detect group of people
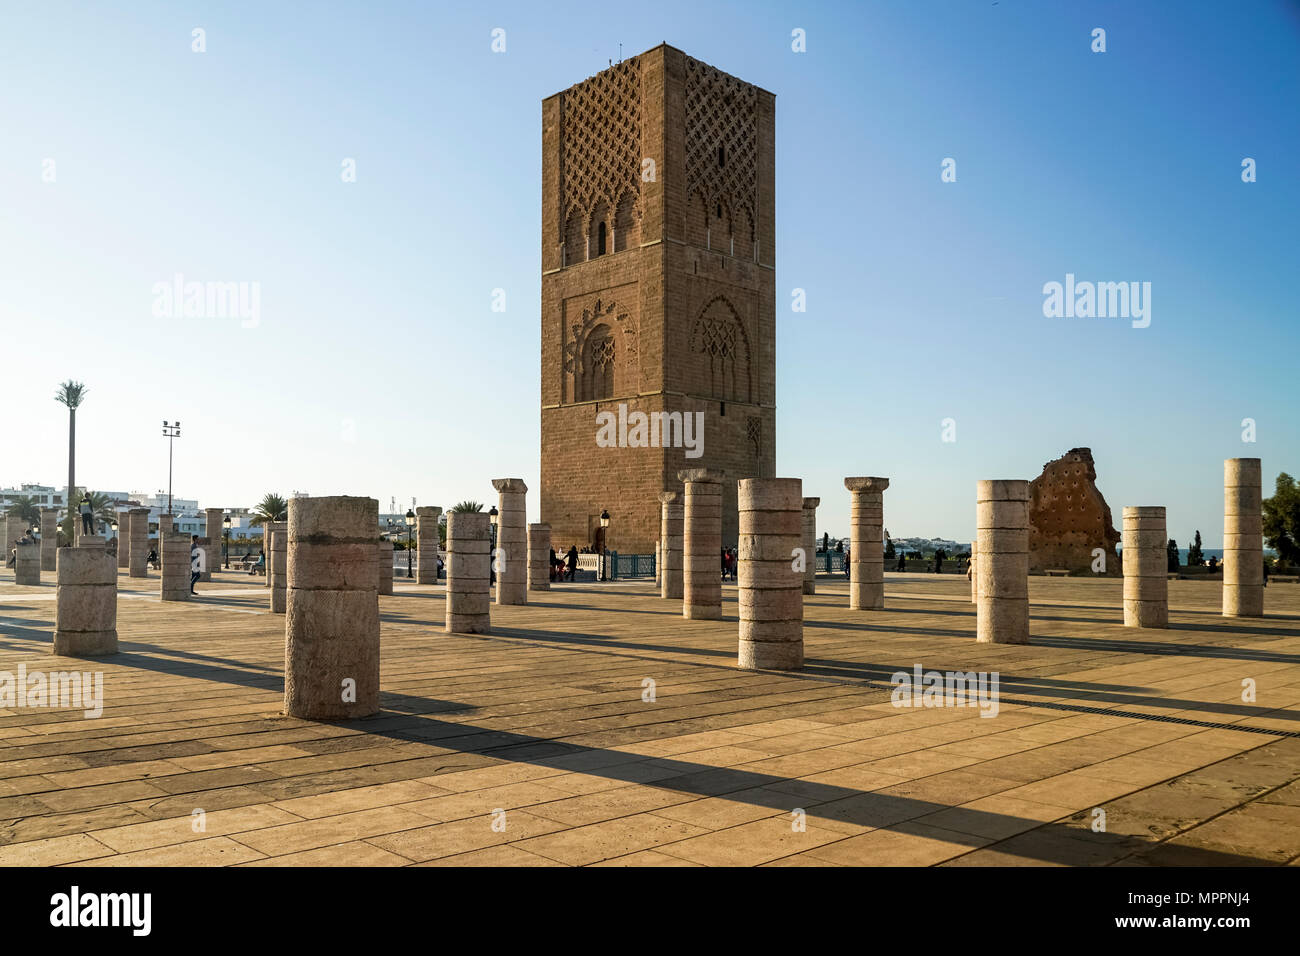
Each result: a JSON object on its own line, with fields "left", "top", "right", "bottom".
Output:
{"left": 721, "top": 547, "right": 737, "bottom": 581}
{"left": 549, "top": 546, "right": 580, "bottom": 581}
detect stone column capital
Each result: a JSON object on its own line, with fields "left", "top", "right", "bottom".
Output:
{"left": 491, "top": 478, "right": 528, "bottom": 494}
{"left": 802, "top": 497, "right": 821, "bottom": 509}
{"left": 844, "top": 477, "right": 890, "bottom": 493}
{"left": 658, "top": 491, "right": 682, "bottom": 505}
{"left": 677, "top": 468, "right": 724, "bottom": 485}
{"left": 415, "top": 506, "right": 442, "bottom": 518}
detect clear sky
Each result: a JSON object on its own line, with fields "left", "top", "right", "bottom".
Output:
{"left": 2, "top": 0, "right": 1296, "bottom": 546}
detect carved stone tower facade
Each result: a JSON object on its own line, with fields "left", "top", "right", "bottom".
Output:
{"left": 541, "top": 45, "right": 776, "bottom": 554}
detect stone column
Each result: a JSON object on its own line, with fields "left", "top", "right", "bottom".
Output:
{"left": 1122, "top": 506, "right": 1168, "bottom": 628}
{"left": 680, "top": 469, "right": 724, "bottom": 619}
{"left": 976, "top": 479, "right": 1030, "bottom": 644}
{"left": 54, "top": 544, "right": 117, "bottom": 656}
{"left": 844, "top": 477, "right": 889, "bottom": 610}
{"left": 284, "top": 496, "right": 380, "bottom": 720}
{"left": 528, "top": 522, "right": 551, "bottom": 592}
{"left": 659, "top": 492, "right": 683, "bottom": 600}
{"left": 377, "top": 540, "right": 394, "bottom": 595}
{"left": 270, "top": 529, "right": 288, "bottom": 613}
{"left": 492, "top": 479, "right": 528, "bottom": 606}
{"left": 115, "top": 510, "right": 130, "bottom": 569}
{"left": 654, "top": 540, "right": 661, "bottom": 589}
{"left": 41, "top": 508, "right": 58, "bottom": 571}
{"left": 4, "top": 514, "right": 26, "bottom": 570}
{"left": 203, "top": 507, "right": 224, "bottom": 580}
{"left": 265, "top": 521, "right": 286, "bottom": 595}
{"left": 801, "top": 497, "right": 820, "bottom": 595}
{"left": 416, "top": 506, "right": 442, "bottom": 584}
{"left": 160, "top": 531, "right": 190, "bottom": 601}
{"left": 1224, "top": 458, "right": 1264, "bottom": 618}
{"left": 738, "top": 478, "right": 804, "bottom": 670}
{"left": 15, "top": 543, "right": 41, "bottom": 585}
{"left": 446, "top": 511, "right": 490, "bottom": 634}
{"left": 128, "top": 508, "right": 149, "bottom": 577}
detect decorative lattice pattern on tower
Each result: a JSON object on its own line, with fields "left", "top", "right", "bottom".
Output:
{"left": 685, "top": 56, "right": 758, "bottom": 239}
{"left": 560, "top": 58, "right": 642, "bottom": 237}
{"left": 690, "top": 296, "right": 752, "bottom": 402}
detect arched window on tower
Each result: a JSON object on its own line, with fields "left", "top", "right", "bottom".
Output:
{"left": 578, "top": 323, "right": 615, "bottom": 401}
{"left": 596, "top": 221, "right": 607, "bottom": 257}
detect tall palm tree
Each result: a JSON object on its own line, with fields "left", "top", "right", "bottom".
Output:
{"left": 449, "top": 500, "right": 484, "bottom": 513}
{"left": 55, "top": 381, "right": 87, "bottom": 537}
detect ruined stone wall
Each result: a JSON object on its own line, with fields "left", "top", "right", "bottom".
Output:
{"left": 1028, "top": 447, "right": 1120, "bottom": 574}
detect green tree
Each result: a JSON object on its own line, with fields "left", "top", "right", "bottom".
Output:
{"left": 1263, "top": 472, "right": 1300, "bottom": 567}
{"left": 80, "top": 491, "right": 119, "bottom": 532}
{"left": 3, "top": 495, "right": 40, "bottom": 529}
{"left": 55, "top": 380, "right": 88, "bottom": 538}
{"left": 249, "top": 494, "right": 289, "bottom": 529}
{"left": 449, "top": 501, "right": 484, "bottom": 513}
{"left": 1188, "top": 530, "right": 1203, "bottom": 567}
{"left": 1167, "top": 538, "right": 1180, "bottom": 573}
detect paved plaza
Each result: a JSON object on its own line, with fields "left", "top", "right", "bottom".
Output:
{"left": 1, "top": 570, "right": 1298, "bottom": 867}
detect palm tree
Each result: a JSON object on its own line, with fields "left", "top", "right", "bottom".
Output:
{"left": 449, "top": 501, "right": 484, "bottom": 513}
{"left": 81, "top": 491, "right": 120, "bottom": 531}
{"left": 3, "top": 495, "right": 40, "bottom": 529}
{"left": 249, "top": 493, "right": 289, "bottom": 528}
{"left": 55, "top": 381, "right": 87, "bottom": 537}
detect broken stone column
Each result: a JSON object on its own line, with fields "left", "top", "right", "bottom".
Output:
{"left": 1224, "top": 458, "right": 1264, "bottom": 618}
{"left": 270, "top": 528, "right": 288, "bottom": 613}
{"left": 492, "top": 479, "right": 528, "bottom": 605}
{"left": 377, "top": 540, "right": 394, "bottom": 595}
{"left": 844, "top": 477, "right": 889, "bottom": 610}
{"left": 14, "top": 542, "right": 40, "bottom": 585}
{"left": 1122, "top": 506, "right": 1168, "bottom": 627}
{"left": 53, "top": 544, "right": 117, "bottom": 656}
{"left": 446, "top": 511, "right": 491, "bottom": 634}
{"left": 416, "top": 506, "right": 442, "bottom": 584}
{"left": 160, "top": 531, "right": 190, "bottom": 601}
{"left": 680, "top": 469, "right": 724, "bottom": 619}
{"left": 128, "top": 508, "right": 149, "bottom": 577}
{"left": 284, "top": 496, "right": 380, "bottom": 720}
{"left": 41, "top": 508, "right": 58, "bottom": 571}
{"left": 659, "top": 492, "right": 683, "bottom": 600}
{"left": 203, "top": 507, "right": 224, "bottom": 580}
{"left": 528, "top": 522, "right": 551, "bottom": 592}
{"left": 976, "top": 479, "right": 1030, "bottom": 644}
{"left": 115, "top": 510, "right": 130, "bottom": 569}
{"left": 801, "top": 497, "right": 820, "bottom": 595}
{"left": 738, "top": 478, "right": 804, "bottom": 670}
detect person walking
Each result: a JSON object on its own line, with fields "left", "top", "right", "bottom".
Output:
{"left": 721, "top": 547, "right": 728, "bottom": 581}
{"left": 566, "top": 545, "right": 578, "bottom": 582}
{"left": 189, "top": 534, "right": 203, "bottom": 594}
{"left": 844, "top": 544, "right": 851, "bottom": 580}
{"left": 79, "top": 496, "right": 95, "bottom": 536}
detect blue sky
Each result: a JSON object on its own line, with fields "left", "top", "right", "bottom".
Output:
{"left": 1, "top": 0, "right": 1296, "bottom": 545}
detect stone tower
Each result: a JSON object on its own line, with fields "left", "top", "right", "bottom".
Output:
{"left": 541, "top": 44, "right": 776, "bottom": 554}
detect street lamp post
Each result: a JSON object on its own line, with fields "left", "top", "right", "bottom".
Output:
{"left": 600, "top": 508, "right": 611, "bottom": 581}
{"left": 161, "top": 421, "right": 181, "bottom": 515}
{"left": 488, "top": 506, "right": 499, "bottom": 585}
{"left": 404, "top": 509, "right": 415, "bottom": 578}
{"left": 222, "top": 515, "right": 231, "bottom": 569}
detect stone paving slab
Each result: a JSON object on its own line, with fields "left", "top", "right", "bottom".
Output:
{"left": 0, "top": 569, "right": 1298, "bottom": 865}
